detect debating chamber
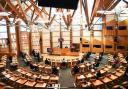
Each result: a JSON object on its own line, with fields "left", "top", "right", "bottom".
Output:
{"left": 0, "top": 0, "right": 128, "bottom": 89}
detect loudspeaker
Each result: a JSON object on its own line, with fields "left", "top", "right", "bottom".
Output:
{"left": 38, "top": 0, "right": 79, "bottom": 10}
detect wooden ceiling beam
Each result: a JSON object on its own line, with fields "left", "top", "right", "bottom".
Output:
{"left": 90, "top": 0, "right": 100, "bottom": 25}
{"left": 42, "top": 7, "right": 49, "bottom": 15}
{"left": 108, "top": 0, "right": 121, "bottom": 10}
{"left": 69, "top": 10, "right": 76, "bottom": 26}
{"left": 16, "top": 0, "right": 28, "bottom": 22}
{"left": 62, "top": 15, "right": 68, "bottom": 26}
{"left": 31, "top": 9, "right": 35, "bottom": 22}
{"left": 5, "top": 0, "right": 27, "bottom": 23}
{"left": 0, "top": 3, "right": 5, "bottom": 11}
{"left": 49, "top": 8, "right": 60, "bottom": 26}
{"left": 82, "top": 0, "right": 90, "bottom": 27}
{"left": 0, "top": 3, "right": 9, "bottom": 21}
{"left": 61, "top": 9, "right": 68, "bottom": 26}
{"left": 32, "top": 8, "right": 44, "bottom": 22}
{"left": 29, "top": 0, "right": 45, "bottom": 20}
{"left": 25, "top": 4, "right": 33, "bottom": 13}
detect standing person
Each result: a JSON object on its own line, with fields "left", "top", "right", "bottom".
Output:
{"left": 52, "top": 65, "right": 58, "bottom": 75}
{"left": 37, "top": 51, "right": 40, "bottom": 62}
{"left": 73, "top": 64, "right": 79, "bottom": 74}
{"left": 61, "top": 58, "right": 67, "bottom": 69}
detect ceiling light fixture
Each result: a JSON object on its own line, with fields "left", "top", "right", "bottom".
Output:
{"left": 0, "top": 11, "right": 11, "bottom": 16}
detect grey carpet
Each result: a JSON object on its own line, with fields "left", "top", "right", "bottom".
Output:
{"left": 59, "top": 68, "right": 76, "bottom": 88}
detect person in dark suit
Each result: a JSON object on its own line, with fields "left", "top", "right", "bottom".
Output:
{"left": 8, "top": 55, "right": 12, "bottom": 64}
{"left": 125, "top": 53, "right": 128, "bottom": 62}
{"left": 45, "top": 58, "right": 50, "bottom": 65}
{"left": 76, "top": 58, "right": 81, "bottom": 65}
{"left": 96, "top": 70, "right": 102, "bottom": 79}
{"left": 81, "top": 56, "right": 85, "bottom": 63}
{"left": 61, "top": 58, "right": 67, "bottom": 69}
{"left": 32, "top": 49, "right": 36, "bottom": 56}
{"left": 86, "top": 52, "right": 91, "bottom": 60}
{"left": 73, "top": 64, "right": 79, "bottom": 74}
{"left": 52, "top": 65, "right": 58, "bottom": 75}
{"left": 125, "top": 66, "right": 128, "bottom": 75}
{"left": 37, "top": 52, "right": 40, "bottom": 62}
{"left": 29, "top": 62, "right": 35, "bottom": 70}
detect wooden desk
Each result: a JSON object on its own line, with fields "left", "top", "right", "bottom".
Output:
{"left": 24, "top": 80, "right": 36, "bottom": 87}
{"left": 17, "top": 69, "right": 27, "bottom": 75}
{"left": 92, "top": 80, "right": 103, "bottom": 86}
{"left": 103, "top": 68, "right": 109, "bottom": 71}
{"left": 2, "top": 71, "right": 7, "bottom": 75}
{"left": 85, "top": 73, "right": 95, "bottom": 79}
{"left": 108, "top": 74, "right": 118, "bottom": 80}
{"left": 35, "top": 82, "right": 47, "bottom": 88}
{"left": 50, "top": 76, "right": 59, "bottom": 82}
{"left": 41, "top": 75, "right": 50, "bottom": 80}
{"left": 5, "top": 73, "right": 12, "bottom": 78}
{"left": 9, "top": 76, "right": 19, "bottom": 81}
{"left": 101, "top": 77, "right": 112, "bottom": 83}
{"left": 26, "top": 72, "right": 33, "bottom": 77}
{"left": 77, "top": 75, "right": 85, "bottom": 80}
{"left": 100, "top": 69, "right": 106, "bottom": 74}
{"left": 45, "top": 66, "right": 51, "bottom": 69}
{"left": 16, "top": 78, "right": 27, "bottom": 85}
{"left": 114, "top": 72, "right": 123, "bottom": 77}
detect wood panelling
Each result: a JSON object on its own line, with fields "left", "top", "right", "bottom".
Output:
{"left": 104, "top": 20, "right": 116, "bottom": 36}
{"left": 104, "top": 36, "right": 114, "bottom": 52}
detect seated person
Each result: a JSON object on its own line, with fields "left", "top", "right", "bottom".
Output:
{"left": 112, "top": 57, "right": 120, "bottom": 68}
{"left": 44, "top": 58, "right": 50, "bottom": 65}
{"left": 8, "top": 55, "right": 12, "bottom": 64}
{"left": 86, "top": 52, "right": 91, "bottom": 59}
{"left": 96, "top": 70, "right": 102, "bottom": 79}
{"left": 52, "top": 65, "right": 58, "bottom": 75}
{"left": 32, "top": 49, "right": 36, "bottom": 56}
{"left": 29, "top": 62, "right": 35, "bottom": 70}
{"left": 124, "top": 66, "right": 128, "bottom": 77}
{"left": 94, "top": 61, "right": 100, "bottom": 68}
{"left": 73, "top": 64, "right": 79, "bottom": 74}
{"left": 76, "top": 58, "right": 81, "bottom": 65}
{"left": 81, "top": 56, "right": 85, "bottom": 63}
{"left": 125, "top": 53, "right": 128, "bottom": 62}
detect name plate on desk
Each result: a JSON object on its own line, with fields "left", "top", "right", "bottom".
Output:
{"left": 47, "top": 84, "right": 60, "bottom": 89}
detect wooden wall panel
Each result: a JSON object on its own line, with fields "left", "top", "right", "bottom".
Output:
{"left": 104, "top": 36, "right": 114, "bottom": 52}
{"left": 104, "top": 20, "right": 116, "bottom": 36}
{"left": 81, "top": 37, "right": 90, "bottom": 52}
{"left": 92, "top": 37, "right": 103, "bottom": 52}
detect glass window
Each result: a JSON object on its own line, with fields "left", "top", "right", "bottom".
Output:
{"left": 72, "top": 31, "right": 80, "bottom": 36}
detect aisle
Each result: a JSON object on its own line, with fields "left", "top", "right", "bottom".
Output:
{"left": 59, "top": 68, "right": 77, "bottom": 88}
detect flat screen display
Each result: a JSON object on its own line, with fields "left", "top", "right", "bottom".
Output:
{"left": 106, "top": 26, "right": 113, "bottom": 30}
{"left": 82, "top": 44, "right": 89, "bottom": 47}
{"left": 118, "top": 26, "right": 127, "bottom": 30}
{"left": 93, "top": 45, "right": 101, "bottom": 48}
{"left": 47, "top": 48, "right": 52, "bottom": 52}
